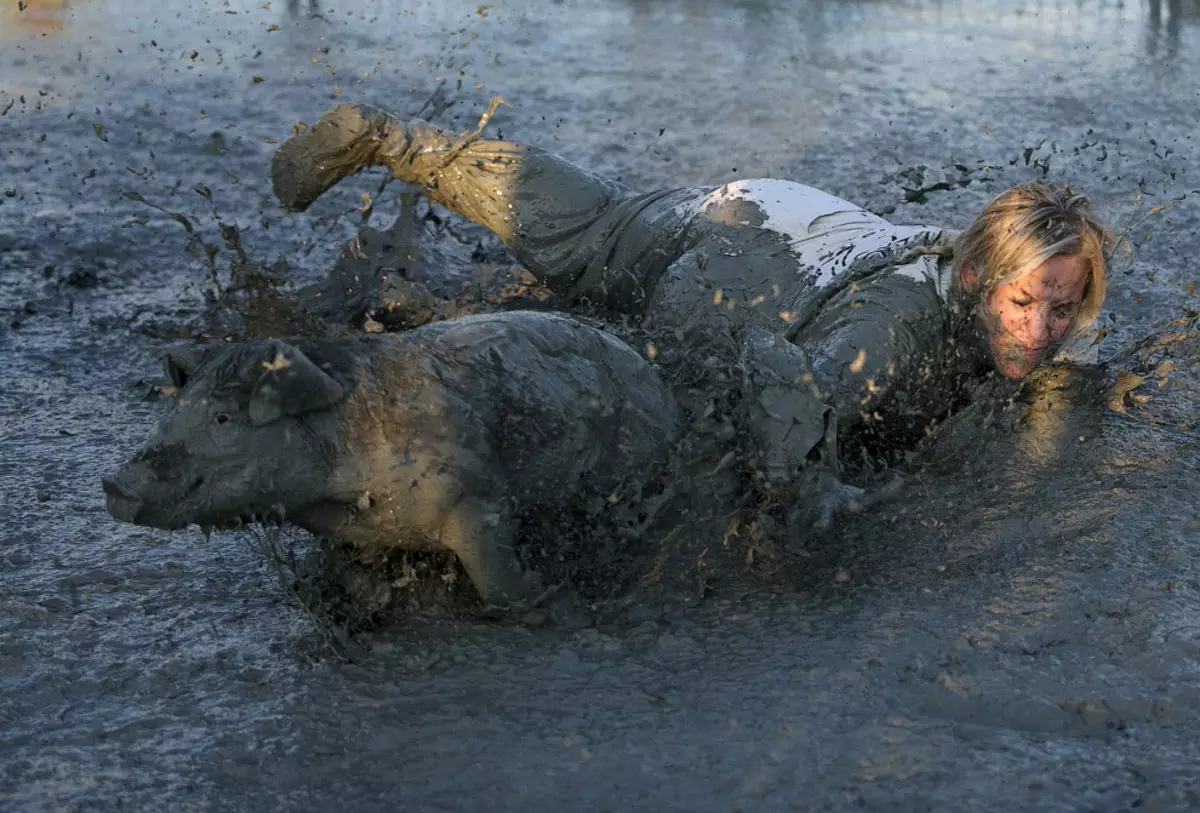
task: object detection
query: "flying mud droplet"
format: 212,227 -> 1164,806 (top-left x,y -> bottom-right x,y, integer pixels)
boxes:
849,348 -> 868,374
261,351 -> 291,372
1106,371 -> 1148,413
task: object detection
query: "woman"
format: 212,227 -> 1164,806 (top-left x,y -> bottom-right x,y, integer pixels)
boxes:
270,101 -> 1118,531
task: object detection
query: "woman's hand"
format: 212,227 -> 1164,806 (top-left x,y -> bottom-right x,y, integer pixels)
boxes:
785,466 -> 906,538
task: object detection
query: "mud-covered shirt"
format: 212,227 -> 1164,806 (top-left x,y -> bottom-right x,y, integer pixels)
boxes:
640,179 -> 1101,460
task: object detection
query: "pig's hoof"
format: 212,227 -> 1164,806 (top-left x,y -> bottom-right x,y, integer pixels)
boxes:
545,594 -> 593,631
518,608 -> 552,627
476,597 -> 538,623
476,602 -> 519,621
534,584 -> 592,630
515,599 -> 591,630
479,585 -> 592,630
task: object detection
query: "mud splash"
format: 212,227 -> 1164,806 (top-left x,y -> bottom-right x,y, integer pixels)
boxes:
3,1 -> 1200,811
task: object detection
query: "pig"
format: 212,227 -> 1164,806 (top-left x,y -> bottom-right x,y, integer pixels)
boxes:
103,310 -> 681,607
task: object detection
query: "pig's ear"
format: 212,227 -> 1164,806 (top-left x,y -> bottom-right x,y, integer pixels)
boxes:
248,341 -> 346,427
162,345 -> 213,389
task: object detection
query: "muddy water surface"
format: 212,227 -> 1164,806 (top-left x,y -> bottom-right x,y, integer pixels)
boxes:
2,0 -> 1200,810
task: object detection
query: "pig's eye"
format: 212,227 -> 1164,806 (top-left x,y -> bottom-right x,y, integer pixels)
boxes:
213,413 -> 231,425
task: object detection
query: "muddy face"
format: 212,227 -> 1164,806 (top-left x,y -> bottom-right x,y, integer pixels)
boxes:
978,253 -> 1089,379
102,340 -> 348,532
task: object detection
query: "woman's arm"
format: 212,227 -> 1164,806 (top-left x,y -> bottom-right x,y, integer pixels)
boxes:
794,272 -> 948,448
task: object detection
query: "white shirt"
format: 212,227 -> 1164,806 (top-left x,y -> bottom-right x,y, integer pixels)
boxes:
696,178 -> 1102,366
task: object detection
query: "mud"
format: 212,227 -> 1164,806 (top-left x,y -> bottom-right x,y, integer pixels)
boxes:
3,0 -> 1200,811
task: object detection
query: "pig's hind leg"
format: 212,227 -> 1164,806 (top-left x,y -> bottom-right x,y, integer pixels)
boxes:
438,498 -> 537,608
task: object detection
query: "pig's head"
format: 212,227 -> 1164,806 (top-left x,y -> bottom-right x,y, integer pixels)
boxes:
103,339 -> 350,532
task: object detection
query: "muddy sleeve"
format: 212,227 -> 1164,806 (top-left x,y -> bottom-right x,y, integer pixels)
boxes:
736,326 -> 834,485
793,279 -> 946,440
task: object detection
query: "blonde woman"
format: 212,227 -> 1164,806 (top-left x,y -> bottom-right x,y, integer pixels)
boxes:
271,103 -> 1117,531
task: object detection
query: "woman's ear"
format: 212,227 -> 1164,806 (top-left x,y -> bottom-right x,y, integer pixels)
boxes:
957,263 -> 979,288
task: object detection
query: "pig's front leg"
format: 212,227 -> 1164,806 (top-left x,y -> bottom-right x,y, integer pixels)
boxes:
438,498 -> 536,607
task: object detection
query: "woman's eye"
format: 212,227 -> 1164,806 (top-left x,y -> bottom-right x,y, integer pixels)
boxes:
1011,298 -> 1032,308
213,413 -> 231,425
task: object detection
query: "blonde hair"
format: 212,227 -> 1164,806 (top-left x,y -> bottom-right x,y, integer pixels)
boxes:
952,181 -> 1116,335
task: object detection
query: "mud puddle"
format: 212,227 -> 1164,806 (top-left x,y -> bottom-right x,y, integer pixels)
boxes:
3,1 -> 1200,810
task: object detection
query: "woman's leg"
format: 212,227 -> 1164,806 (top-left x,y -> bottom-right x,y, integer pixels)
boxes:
272,102 -> 698,311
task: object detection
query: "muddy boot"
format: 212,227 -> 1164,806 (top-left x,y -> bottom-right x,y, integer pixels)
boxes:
272,104 -> 397,212
272,98 -> 509,214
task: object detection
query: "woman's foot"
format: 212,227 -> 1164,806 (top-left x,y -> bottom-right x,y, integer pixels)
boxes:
271,104 -> 394,212
273,96 -> 508,213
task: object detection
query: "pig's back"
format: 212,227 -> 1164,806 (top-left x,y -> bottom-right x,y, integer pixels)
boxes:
403,311 -> 679,497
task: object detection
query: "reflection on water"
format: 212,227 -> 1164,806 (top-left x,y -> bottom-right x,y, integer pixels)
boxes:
285,0 -> 322,17
0,0 -> 71,39
4,0 -> 1198,121
1145,0 -> 1200,58
0,0 -> 321,47
4,0 -> 1200,52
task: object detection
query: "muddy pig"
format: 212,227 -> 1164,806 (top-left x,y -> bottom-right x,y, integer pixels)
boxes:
103,311 -> 681,607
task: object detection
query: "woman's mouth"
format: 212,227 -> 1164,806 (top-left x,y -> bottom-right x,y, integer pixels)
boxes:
995,339 -> 1046,361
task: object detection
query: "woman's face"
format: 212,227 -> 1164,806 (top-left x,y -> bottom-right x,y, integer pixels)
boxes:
978,253 -> 1090,379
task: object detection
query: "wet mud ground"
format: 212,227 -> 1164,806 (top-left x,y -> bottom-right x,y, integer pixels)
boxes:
2,0 -> 1200,810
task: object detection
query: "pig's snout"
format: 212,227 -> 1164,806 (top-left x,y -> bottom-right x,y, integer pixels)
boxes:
102,473 -> 145,523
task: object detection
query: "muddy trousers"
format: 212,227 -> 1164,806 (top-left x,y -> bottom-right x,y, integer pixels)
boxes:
272,105 -> 844,522
272,103 -> 700,313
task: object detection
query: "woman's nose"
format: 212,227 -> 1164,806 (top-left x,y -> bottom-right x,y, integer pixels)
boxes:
1023,310 -> 1051,346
